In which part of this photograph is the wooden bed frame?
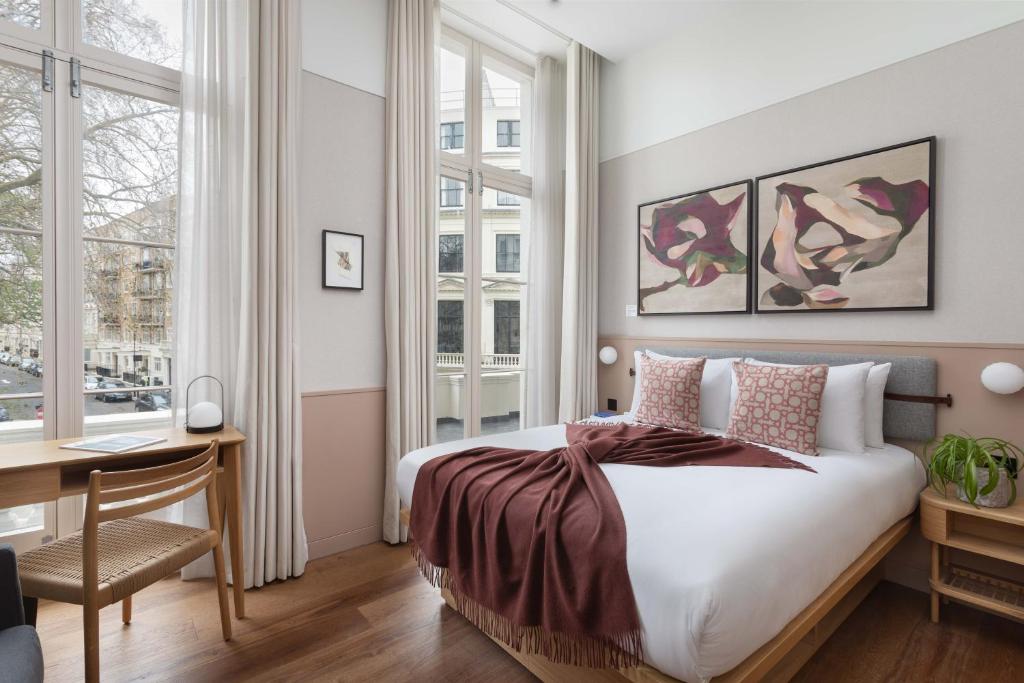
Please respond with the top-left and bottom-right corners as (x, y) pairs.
(399, 507), (911, 683)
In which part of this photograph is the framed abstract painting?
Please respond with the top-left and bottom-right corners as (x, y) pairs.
(637, 180), (752, 315)
(755, 137), (935, 313)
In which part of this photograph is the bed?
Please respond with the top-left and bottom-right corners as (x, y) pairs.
(399, 349), (936, 683)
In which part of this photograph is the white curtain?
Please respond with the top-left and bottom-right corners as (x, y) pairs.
(382, 0), (438, 544)
(523, 56), (566, 428)
(558, 42), (600, 423)
(176, 0), (307, 585)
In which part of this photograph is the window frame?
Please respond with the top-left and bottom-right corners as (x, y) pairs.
(0, 2), (182, 550)
(436, 27), (532, 442)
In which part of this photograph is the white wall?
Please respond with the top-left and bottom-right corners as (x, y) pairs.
(301, 0), (387, 97)
(600, 3), (1024, 162)
(598, 22), (1024, 344)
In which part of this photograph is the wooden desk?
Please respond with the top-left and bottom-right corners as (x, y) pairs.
(0, 426), (248, 618)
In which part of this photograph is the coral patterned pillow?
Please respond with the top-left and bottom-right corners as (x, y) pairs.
(726, 362), (829, 456)
(633, 356), (705, 432)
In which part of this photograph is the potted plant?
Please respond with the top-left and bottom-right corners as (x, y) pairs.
(927, 434), (1021, 508)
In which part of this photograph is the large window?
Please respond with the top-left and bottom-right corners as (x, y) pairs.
(0, 0), (181, 551)
(435, 30), (532, 442)
(495, 234), (520, 273)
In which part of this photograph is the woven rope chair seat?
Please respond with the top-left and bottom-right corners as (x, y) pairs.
(18, 517), (217, 607)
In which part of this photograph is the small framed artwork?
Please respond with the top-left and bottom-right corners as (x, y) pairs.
(755, 137), (934, 313)
(322, 230), (364, 290)
(637, 179), (752, 315)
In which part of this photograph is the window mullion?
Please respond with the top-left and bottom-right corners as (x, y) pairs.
(464, 39), (484, 437)
(53, 52), (84, 438)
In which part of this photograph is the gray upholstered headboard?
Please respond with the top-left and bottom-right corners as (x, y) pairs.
(640, 347), (937, 442)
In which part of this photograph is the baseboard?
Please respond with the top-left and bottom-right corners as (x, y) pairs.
(308, 524), (381, 560)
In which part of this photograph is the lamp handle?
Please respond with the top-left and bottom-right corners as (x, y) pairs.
(185, 375), (225, 425)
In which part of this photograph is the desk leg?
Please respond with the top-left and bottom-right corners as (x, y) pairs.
(223, 443), (246, 618)
(930, 542), (940, 623)
(216, 468), (227, 534)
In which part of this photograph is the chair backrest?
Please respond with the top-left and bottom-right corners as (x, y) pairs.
(84, 440), (220, 525)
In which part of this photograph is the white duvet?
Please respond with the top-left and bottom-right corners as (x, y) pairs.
(397, 417), (925, 683)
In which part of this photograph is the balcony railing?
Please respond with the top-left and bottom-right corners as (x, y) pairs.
(437, 353), (520, 369)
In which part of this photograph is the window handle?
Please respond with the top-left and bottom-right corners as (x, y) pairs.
(70, 57), (81, 98)
(467, 169), (473, 194)
(478, 171), (483, 195)
(42, 50), (54, 92)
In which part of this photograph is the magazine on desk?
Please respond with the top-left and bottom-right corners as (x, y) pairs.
(59, 434), (167, 454)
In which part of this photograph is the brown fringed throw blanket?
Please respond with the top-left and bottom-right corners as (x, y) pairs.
(410, 423), (815, 669)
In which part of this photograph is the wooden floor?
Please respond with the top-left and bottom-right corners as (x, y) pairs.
(35, 542), (1024, 682)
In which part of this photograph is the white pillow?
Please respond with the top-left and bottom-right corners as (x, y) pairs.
(739, 359), (873, 453)
(864, 363), (891, 448)
(630, 351), (739, 429)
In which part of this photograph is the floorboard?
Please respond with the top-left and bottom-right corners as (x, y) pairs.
(34, 543), (1024, 682)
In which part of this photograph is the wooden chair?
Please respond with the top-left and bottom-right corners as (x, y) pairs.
(16, 440), (232, 682)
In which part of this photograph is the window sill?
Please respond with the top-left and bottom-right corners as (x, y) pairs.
(0, 410), (172, 445)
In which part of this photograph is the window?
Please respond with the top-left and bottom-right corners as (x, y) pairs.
(440, 121), (464, 150)
(439, 234), (464, 273)
(496, 120), (520, 148)
(496, 190), (520, 206)
(495, 234), (520, 273)
(436, 29), (532, 443)
(437, 301), (464, 353)
(440, 176), (463, 208)
(493, 301), (520, 355)
(0, 0), (182, 551)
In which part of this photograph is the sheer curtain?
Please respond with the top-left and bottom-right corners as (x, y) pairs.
(523, 56), (566, 428)
(382, 0), (438, 544)
(175, 0), (307, 585)
(558, 42), (600, 423)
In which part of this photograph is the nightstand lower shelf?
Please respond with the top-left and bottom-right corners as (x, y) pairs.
(930, 564), (1024, 622)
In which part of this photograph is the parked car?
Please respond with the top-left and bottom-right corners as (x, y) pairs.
(84, 374), (102, 390)
(27, 361), (42, 377)
(135, 392), (170, 412)
(0, 406), (10, 422)
(95, 380), (131, 402)
(8, 356), (22, 367)
(0, 352), (9, 364)
(34, 404), (43, 420)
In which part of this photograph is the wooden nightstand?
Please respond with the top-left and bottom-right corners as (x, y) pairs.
(919, 487), (1024, 623)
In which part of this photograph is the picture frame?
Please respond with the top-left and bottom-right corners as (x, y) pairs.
(754, 137), (935, 313)
(637, 179), (753, 315)
(322, 230), (364, 290)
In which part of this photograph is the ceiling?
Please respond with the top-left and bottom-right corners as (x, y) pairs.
(444, 1), (1024, 64)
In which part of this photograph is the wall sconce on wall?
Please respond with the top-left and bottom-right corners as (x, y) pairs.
(598, 346), (618, 365)
(980, 362), (1024, 395)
